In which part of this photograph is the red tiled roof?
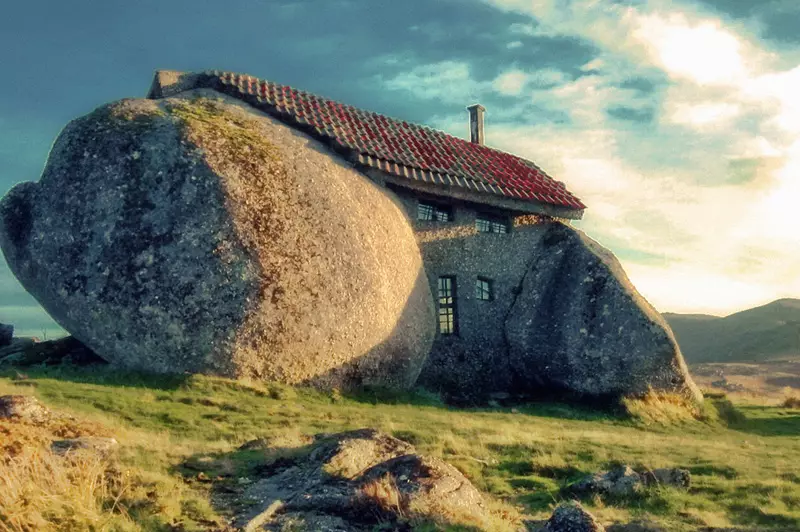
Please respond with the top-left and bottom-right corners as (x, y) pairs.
(197, 71), (585, 212)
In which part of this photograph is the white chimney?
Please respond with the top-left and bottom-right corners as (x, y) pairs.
(467, 104), (486, 145)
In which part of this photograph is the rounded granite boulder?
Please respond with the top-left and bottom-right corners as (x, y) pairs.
(505, 223), (701, 401)
(0, 91), (435, 389)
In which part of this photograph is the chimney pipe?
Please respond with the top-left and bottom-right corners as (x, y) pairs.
(467, 104), (486, 145)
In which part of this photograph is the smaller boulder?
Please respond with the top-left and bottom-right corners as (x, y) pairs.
(571, 465), (643, 497)
(541, 501), (605, 532)
(570, 466), (691, 498)
(0, 395), (50, 424)
(641, 468), (691, 489)
(0, 323), (12, 346)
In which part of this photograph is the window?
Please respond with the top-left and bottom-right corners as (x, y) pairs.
(418, 201), (452, 222)
(438, 276), (457, 335)
(476, 213), (509, 233)
(475, 277), (493, 301)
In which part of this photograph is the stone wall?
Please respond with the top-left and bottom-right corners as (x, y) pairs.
(384, 184), (548, 398)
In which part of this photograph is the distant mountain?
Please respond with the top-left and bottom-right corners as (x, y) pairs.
(664, 299), (800, 364)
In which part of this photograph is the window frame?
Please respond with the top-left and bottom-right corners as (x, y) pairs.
(418, 201), (453, 223)
(475, 212), (510, 234)
(437, 276), (458, 335)
(475, 277), (493, 301)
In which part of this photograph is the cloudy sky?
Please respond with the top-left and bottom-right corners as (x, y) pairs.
(1, 0), (799, 336)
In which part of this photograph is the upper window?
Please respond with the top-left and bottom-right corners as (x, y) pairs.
(438, 276), (457, 335)
(476, 213), (509, 234)
(418, 202), (452, 222)
(475, 277), (493, 301)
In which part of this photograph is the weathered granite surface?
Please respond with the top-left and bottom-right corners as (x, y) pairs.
(238, 429), (491, 531)
(506, 223), (701, 401)
(0, 91), (434, 389)
(540, 501), (605, 532)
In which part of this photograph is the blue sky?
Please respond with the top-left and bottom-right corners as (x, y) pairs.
(1, 0), (800, 336)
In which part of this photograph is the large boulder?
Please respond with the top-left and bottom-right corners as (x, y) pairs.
(505, 223), (701, 401)
(0, 92), (434, 389)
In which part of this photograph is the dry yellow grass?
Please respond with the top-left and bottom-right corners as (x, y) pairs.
(620, 389), (702, 425)
(359, 473), (408, 520)
(783, 394), (800, 409)
(0, 417), (133, 532)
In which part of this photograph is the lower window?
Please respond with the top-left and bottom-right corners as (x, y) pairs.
(475, 277), (493, 301)
(438, 276), (457, 335)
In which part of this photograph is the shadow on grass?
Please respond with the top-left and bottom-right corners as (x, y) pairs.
(720, 403), (800, 437)
(728, 502), (800, 529)
(704, 397), (800, 437)
(687, 463), (739, 480)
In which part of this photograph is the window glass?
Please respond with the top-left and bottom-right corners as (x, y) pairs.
(438, 276), (457, 335)
(476, 214), (509, 233)
(475, 278), (492, 301)
(418, 202), (452, 222)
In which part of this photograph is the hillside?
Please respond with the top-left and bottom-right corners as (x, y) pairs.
(2, 365), (799, 531)
(665, 299), (800, 364)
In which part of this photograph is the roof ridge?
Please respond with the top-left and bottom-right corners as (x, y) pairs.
(163, 70), (585, 214)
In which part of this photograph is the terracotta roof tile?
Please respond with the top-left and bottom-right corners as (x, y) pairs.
(200, 71), (585, 212)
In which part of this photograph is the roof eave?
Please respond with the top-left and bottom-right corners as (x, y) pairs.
(365, 168), (585, 220)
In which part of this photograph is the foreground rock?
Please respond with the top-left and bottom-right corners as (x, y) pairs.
(0, 322), (12, 346)
(570, 465), (691, 497)
(0, 395), (51, 424)
(505, 224), (701, 401)
(0, 336), (105, 366)
(238, 429), (493, 531)
(540, 501), (605, 532)
(0, 93), (434, 390)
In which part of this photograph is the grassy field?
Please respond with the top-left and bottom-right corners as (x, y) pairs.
(1, 366), (799, 531)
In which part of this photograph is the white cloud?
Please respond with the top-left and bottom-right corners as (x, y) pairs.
(471, 0), (800, 313)
(380, 1), (800, 313)
(633, 14), (748, 85)
(668, 101), (741, 127)
(507, 40), (523, 49)
(580, 58), (605, 72)
(493, 69), (528, 95)
(382, 61), (480, 102)
(744, 65), (800, 134)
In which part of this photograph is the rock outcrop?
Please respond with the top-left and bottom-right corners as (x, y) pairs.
(505, 223), (701, 401)
(0, 92), (434, 390)
(0, 336), (104, 366)
(237, 429), (493, 531)
(0, 323), (12, 346)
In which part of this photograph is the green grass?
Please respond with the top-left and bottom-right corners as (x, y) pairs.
(2, 365), (799, 531)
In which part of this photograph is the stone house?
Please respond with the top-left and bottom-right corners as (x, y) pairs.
(148, 70), (588, 394)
